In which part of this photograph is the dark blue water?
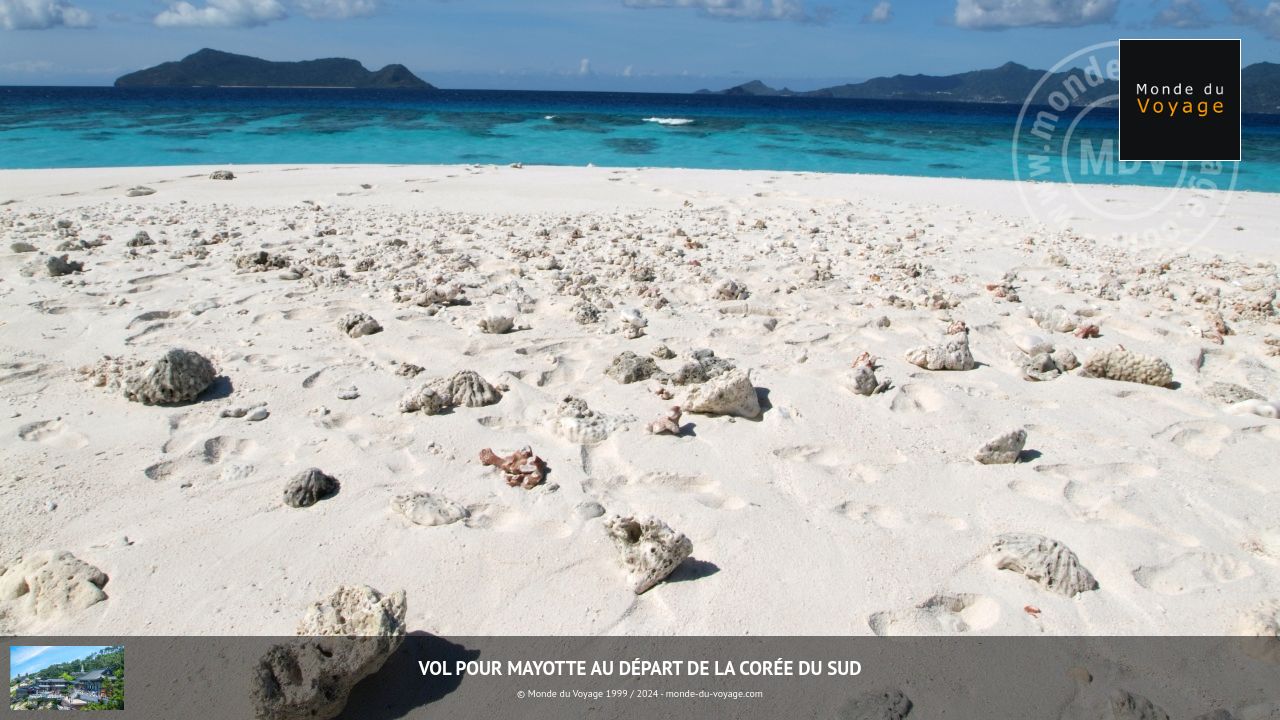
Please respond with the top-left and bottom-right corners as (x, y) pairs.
(1, 87), (1278, 191)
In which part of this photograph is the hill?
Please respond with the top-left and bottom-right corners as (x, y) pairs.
(114, 49), (433, 89)
(18, 646), (124, 681)
(697, 80), (794, 97)
(705, 61), (1280, 113)
(1243, 62), (1280, 114)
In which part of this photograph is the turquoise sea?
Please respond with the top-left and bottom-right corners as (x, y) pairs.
(2, 87), (1279, 192)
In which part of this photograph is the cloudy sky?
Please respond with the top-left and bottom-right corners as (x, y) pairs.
(10, 646), (109, 679)
(0, 0), (1277, 90)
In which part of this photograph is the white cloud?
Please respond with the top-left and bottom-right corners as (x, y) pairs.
(622, 0), (826, 23)
(295, 0), (378, 19)
(954, 0), (1117, 29)
(0, 0), (91, 30)
(578, 58), (592, 76)
(10, 646), (57, 668)
(1226, 0), (1280, 38)
(154, 0), (287, 28)
(862, 0), (891, 22)
(1152, 0), (1210, 27)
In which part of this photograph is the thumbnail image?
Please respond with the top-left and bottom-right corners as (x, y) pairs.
(9, 646), (124, 711)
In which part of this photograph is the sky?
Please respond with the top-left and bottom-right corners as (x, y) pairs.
(9, 646), (109, 680)
(0, 0), (1277, 90)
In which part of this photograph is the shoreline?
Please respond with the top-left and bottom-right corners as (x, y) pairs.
(1, 163), (1277, 637)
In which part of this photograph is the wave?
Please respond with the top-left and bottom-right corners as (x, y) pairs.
(643, 117), (694, 126)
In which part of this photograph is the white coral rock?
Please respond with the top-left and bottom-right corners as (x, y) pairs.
(1053, 347), (1079, 371)
(123, 348), (217, 405)
(398, 385), (449, 415)
(850, 364), (891, 396)
(975, 428), (1027, 464)
(426, 370), (502, 408)
(1033, 306), (1078, 333)
(683, 368), (761, 419)
(573, 302), (601, 325)
(283, 468), (339, 508)
(991, 533), (1098, 597)
(392, 492), (469, 527)
(550, 396), (627, 445)
(337, 311), (383, 338)
(605, 515), (693, 594)
(671, 349), (736, 386)
(296, 583), (407, 638)
(0, 551), (108, 624)
(1080, 347), (1173, 387)
(253, 585), (406, 720)
(619, 307), (648, 339)
(415, 283), (465, 308)
(904, 333), (975, 371)
(711, 278), (748, 301)
(606, 351), (662, 384)
(21, 253), (83, 277)
(477, 304), (517, 334)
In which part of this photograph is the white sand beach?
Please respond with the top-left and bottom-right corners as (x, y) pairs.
(1, 164), (1277, 637)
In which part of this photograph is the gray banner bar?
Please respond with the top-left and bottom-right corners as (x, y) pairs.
(5, 636), (1277, 719)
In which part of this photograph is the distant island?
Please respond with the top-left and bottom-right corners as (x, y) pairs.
(1243, 62), (1280, 114)
(114, 49), (433, 89)
(700, 61), (1280, 114)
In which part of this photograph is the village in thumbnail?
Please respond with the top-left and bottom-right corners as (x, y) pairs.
(9, 646), (123, 711)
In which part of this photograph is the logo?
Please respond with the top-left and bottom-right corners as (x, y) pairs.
(1120, 38), (1241, 162)
(1012, 41), (1238, 251)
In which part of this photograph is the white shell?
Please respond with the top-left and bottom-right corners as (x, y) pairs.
(991, 533), (1098, 597)
(392, 493), (469, 527)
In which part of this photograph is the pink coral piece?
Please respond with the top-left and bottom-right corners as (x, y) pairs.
(1073, 324), (1101, 339)
(946, 320), (968, 335)
(479, 446), (547, 489)
(851, 351), (878, 369)
(646, 406), (683, 436)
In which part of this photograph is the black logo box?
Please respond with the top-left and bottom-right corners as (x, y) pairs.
(1119, 38), (1241, 162)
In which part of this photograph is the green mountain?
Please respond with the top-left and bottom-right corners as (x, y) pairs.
(115, 49), (433, 89)
(1243, 62), (1280, 114)
(706, 62), (1115, 106)
(706, 61), (1280, 114)
(19, 646), (124, 681)
(813, 62), (1116, 106)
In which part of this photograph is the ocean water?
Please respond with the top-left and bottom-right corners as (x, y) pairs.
(2, 87), (1279, 192)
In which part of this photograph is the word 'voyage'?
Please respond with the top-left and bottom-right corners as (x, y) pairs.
(1135, 98), (1225, 118)
(1133, 82), (1228, 118)
(418, 659), (863, 677)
